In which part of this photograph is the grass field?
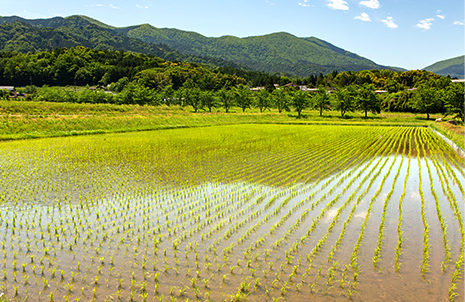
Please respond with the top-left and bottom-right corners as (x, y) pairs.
(0, 100), (463, 150)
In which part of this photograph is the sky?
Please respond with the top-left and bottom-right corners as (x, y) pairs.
(2, 0), (464, 70)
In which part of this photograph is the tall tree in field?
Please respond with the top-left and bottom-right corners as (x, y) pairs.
(254, 89), (271, 113)
(444, 82), (464, 122)
(234, 85), (253, 112)
(182, 79), (203, 112)
(411, 83), (443, 119)
(313, 85), (331, 116)
(272, 89), (290, 113)
(291, 90), (311, 117)
(333, 85), (356, 117)
(355, 84), (381, 118)
(217, 89), (234, 113)
(201, 90), (217, 113)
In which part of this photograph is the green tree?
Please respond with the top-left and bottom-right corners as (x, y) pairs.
(355, 84), (381, 118)
(201, 90), (217, 112)
(254, 89), (271, 113)
(443, 82), (464, 122)
(217, 89), (234, 113)
(183, 87), (203, 112)
(233, 85), (253, 112)
(333, 85), (356, 117)
(411, 83), (443, 119)
(0, 89), (9, 100)
(313, 85), (331, 116)
(271, 89), (290, 113)
(291, 90), (310, 117)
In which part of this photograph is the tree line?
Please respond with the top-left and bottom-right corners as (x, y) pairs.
(0, 47), (463, 122)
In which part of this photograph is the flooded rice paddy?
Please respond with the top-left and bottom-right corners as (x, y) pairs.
(0, 124), (463, 301)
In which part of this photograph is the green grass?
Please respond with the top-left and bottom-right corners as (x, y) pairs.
(1, 100), (463, 152)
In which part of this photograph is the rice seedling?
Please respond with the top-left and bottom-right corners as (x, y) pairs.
(0, 124), (462, 301)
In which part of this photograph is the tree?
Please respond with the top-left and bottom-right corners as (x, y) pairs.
(159, 85), (175, 106)
(443, 82), (464, 122)
(0, 89), (9, 100)
(355, 84), (381, 118)
(272, 89), (290, 113)
(182, 87), (203, 112)
(182, 79), (203, 112)
(233, 85), (253, 112)
(217, 89), (234, 113)
(254, 89), (271, 113)
(313, 85), (331, 116)
(201, 90), (217, 113)
(291, 90), (310, 117)
(333, 85), (356, 117)
(411, 83), (443, 119)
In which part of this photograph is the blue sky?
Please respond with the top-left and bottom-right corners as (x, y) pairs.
(3, 0), (464, 71)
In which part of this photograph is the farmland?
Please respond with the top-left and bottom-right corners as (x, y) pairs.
(0, 124), (464, 301)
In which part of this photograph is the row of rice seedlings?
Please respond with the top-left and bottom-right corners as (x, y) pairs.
(251, 127), (406, 298)
(424, 131), (465, 301)
(372, 127), (410, 268)
(235, 131), (386, 256)
(395, 128), (412, 273)
(194, 127), (396, 298)
(418, 130), (452, 269)
(295, 128), (404, 297)
(414, 128), (430, 278)
(349, 127), (406, 286)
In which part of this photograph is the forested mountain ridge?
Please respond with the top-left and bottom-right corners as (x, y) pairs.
(423, 55), (464, 79)
(0, 17), (244, 69)
(122, 24), (403, 76)
(0, 15), (402, 77)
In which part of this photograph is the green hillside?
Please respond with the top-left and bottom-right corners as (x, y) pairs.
(122, 24), (400, 76)
(423, 55), (464, 79)
(0, 16), (243, 69)
(0, 15), (403, 77)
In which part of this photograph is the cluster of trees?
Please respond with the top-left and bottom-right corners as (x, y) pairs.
(0, 46), (244, 88)
(0, 47), (463, 122)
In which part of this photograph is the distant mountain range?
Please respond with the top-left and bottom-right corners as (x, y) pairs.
(423, 55), (464, 79)
(1, 14), (460, 78)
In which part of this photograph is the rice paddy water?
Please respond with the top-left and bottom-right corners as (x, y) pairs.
(0, 124), (463, 301)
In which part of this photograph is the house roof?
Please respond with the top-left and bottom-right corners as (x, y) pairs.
(0, 86), (15, 91)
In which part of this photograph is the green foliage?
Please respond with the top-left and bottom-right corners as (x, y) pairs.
(355, 84), (381, 118)
(254, 89), (272, 113)
(233, 85), (253, 113)
(271, 89), (290, 113)
(411, 83), (444, 119)
(312, 86), (331, 116)
(332, 85), (356, 117)
(291, 90), (311, 117)
(443, 82), (465, 122)
(423, 55), (465, 79)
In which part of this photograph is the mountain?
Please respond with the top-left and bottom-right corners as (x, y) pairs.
(121, 24), (401, 76)
(0, 15), (402, 77)
(423, 55), (464, 79)
(0, 16), (244, 69)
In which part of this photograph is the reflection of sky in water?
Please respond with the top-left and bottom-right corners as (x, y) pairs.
(354, 210), (367, 219)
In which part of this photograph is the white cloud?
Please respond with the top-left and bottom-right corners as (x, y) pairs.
(299, 0), (311, 7)
(355, 13), (371, 21)
(382, 16), (398, 28)
(136, 4), (149, 9)
(359, 0), (380, 9)
(437, 14), (445, 19)
(417, 18), (434, 30)
(453, 21), (464, 25)
(110, 4), (121, 9)
(328, 0), (349, 10)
